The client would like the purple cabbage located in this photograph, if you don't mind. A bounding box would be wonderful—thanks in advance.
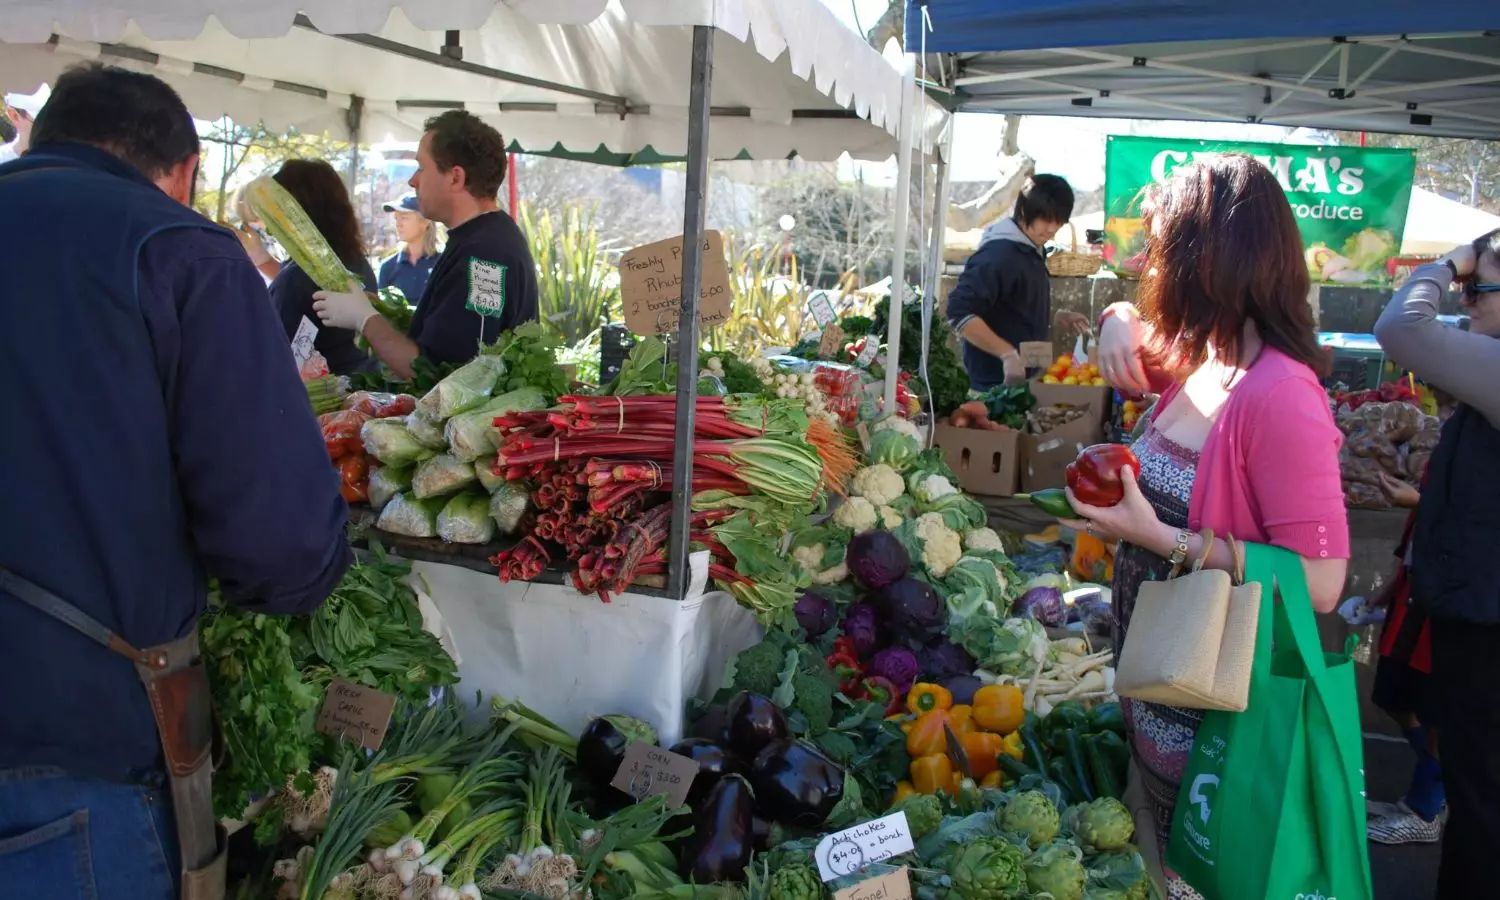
[841,603,883,658]
[873,578,946,645]
[845,530,910,590]
[1016,586,1067,628]
[793,591,838,638]
[917,637,977,681]
[1074,592,1115,632]
[867,647,920,694]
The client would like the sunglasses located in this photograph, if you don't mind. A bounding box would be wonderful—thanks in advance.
[1461,281,1500,301]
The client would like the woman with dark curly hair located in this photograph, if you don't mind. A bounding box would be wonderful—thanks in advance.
[1070,154,1349,898]
[267,158,376,375]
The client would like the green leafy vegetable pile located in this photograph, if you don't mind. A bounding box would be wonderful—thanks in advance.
[203,546,459,819]
[872,292,969,417]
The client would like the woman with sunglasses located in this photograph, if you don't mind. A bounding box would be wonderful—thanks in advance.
[1374,230,1500,898]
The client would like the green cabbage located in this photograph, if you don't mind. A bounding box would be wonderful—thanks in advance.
[404,410,449,451]
[367,465,412,512]
[489,482,531,535]
[375,492,446,538]
[361,417,435,467]
[953,615,1053,677]
[411,453,477,499]
[867,427,921,471]
[436,491,496,544]
[415,354,505,421]
[444,385,549,461]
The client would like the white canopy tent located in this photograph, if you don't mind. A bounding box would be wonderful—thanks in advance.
[0,0,949,598]
[0,0,943,161]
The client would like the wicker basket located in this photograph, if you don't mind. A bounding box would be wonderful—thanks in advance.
[1047,223,1104,278]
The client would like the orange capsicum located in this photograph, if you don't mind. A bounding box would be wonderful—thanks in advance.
[905,707,975,758]
[910,753,953,795]
[959,731,1008,779]
[972,684,1026,735]
[889,780,918,807]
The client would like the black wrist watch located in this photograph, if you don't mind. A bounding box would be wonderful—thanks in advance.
[1442,258,1460,282]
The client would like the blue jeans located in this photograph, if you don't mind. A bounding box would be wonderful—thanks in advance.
[0,768,178,900]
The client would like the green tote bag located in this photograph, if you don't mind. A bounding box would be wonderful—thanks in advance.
[1166,542,1373,900]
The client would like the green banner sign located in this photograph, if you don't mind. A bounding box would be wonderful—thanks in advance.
[1102,136,1416,285]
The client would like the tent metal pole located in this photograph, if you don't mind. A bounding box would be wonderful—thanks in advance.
[883,56,917,418]
[345,96,364,194]
[923,115,955,318]
[667,25,714,601]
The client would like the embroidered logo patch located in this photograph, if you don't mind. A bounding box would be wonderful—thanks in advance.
[466,258,507,318]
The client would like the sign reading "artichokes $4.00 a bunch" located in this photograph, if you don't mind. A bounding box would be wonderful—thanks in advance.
[1102,136,1416,285]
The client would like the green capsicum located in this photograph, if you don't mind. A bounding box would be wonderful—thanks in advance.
[1087,702,1126,736]
[1015,488,1074,519]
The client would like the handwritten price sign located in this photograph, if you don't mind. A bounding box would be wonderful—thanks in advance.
[609,741,698,808]
[815,812,914,882]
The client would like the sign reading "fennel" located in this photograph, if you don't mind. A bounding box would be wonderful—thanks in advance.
[1103,136,1416,285]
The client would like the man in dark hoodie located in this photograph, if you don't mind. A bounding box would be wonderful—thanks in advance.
[946,174,1085,390]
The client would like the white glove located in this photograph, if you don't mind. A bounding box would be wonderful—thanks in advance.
[312,283,378,333]
[1002,351,1026,386]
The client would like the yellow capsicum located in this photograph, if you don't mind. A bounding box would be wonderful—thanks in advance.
[972,684,1026,735]
[910,753,954,795]
[981,771,1005,789]
[906,682,953,715]
[1001,730,1024,761]
[889,780,918,807]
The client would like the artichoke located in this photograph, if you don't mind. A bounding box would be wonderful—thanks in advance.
[1064,798,1134,853]
[945,836,1027,899]
[767,864,824,900]
[999,790,1060,848]
[1024,842,1087,900]
[894,793,944,839]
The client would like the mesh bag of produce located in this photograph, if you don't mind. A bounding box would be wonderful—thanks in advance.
[368,465,413,512]
[405,410,449,451]
[375,492,445,537]
[445,386,548,461]
[361,417,434,467]
[437,492,496,544]
[474,457,506,492]
[414,355,506,421]
[489,482,531,535]
[412,453,477,499]
[242,175,359,292]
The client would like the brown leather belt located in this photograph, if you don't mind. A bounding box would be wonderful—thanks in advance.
[0,566,226,900]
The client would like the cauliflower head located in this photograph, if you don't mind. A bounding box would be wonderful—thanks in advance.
[832,496,879,532]
[811,561,848,585]
[999,790,1060,848]
[878,505,904,530]
[914,473,959,504]
[915,512,963,578]
[874,415,923,442]
[963,527,1005,553]
[791,543,826,573]
[851,464,905,506]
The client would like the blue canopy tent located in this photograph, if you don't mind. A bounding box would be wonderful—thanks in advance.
[905,1,1500,139]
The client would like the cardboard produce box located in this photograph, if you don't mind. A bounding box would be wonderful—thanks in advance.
[933,424,1023,496]
[1021,380,1112,492]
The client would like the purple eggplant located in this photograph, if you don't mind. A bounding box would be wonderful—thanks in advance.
[682,774,755,883]
[576,715,658,786]
[750,739,845,828]
[668,738,748,809]
[687,704,733,745]
[725,692,788,759]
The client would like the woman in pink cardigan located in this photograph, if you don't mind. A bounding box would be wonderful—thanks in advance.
[1066,155,1349,899]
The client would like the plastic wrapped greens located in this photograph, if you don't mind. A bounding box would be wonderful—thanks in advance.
[361,417,434,467]
[405,410,449,451]
[445,386,549,461]
[375,492,446,538]
[437,492,497,544]
[415,355,505,421]
[368,465,413,512]
[411,453,477,499]
[474,458,506,492]
[489,482,531,536]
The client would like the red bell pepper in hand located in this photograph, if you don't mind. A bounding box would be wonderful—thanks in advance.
[1066,443,1142,507]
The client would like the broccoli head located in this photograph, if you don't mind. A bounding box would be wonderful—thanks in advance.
[729,631,795,697]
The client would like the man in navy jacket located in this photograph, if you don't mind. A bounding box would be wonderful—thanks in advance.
[0,64,351,897]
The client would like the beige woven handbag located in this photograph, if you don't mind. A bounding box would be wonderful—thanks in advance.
[1114,531,1261,712]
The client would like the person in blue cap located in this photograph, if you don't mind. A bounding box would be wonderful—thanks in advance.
[377,192,442,305]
